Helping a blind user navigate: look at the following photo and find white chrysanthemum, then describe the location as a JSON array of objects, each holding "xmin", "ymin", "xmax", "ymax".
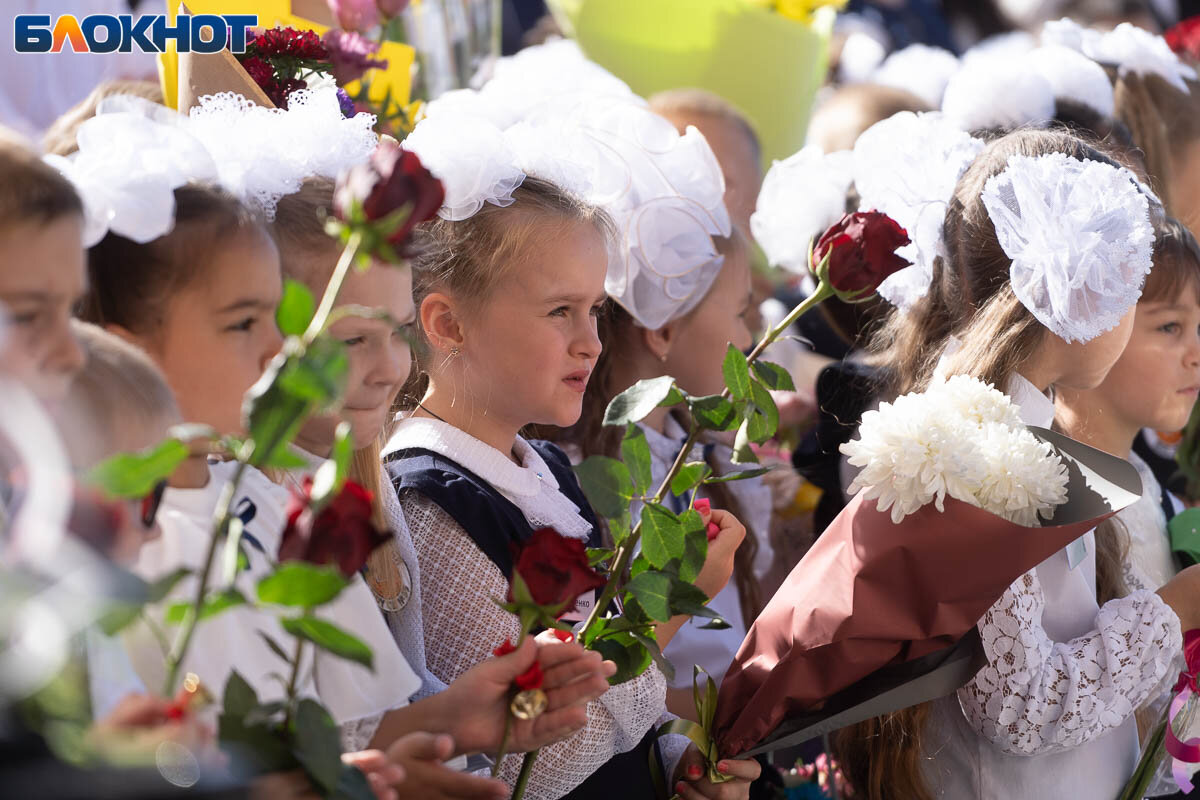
[{"xmin": 841, "ymin": 376, "xmax": 1068, "ymax": 524}]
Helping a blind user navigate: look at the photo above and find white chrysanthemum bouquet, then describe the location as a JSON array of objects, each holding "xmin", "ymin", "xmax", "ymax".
[{"xmin": 841, "ymin": 375, "xmax": 1069, "ymax": 525}]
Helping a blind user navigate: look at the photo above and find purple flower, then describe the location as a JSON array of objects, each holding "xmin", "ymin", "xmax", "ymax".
[
  {"xmin": 336, "ymin": 88, "xmax": 356, "ymax": 118},
  {"xmin": 323, "ymin": 29, "xmax": 388, "ymax": 85}
]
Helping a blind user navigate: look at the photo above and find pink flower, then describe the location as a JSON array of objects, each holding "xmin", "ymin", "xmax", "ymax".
[
  {"xmin": 324, "ymin": 29, "xmax": 388, "ymax": 85},
  {"xmin": 327, "ymin": 0, "xmax": 380, "ymax": 33},
  {"xmin": 376, "ymin": 0, "xmax": 411, "ymax": 19}
]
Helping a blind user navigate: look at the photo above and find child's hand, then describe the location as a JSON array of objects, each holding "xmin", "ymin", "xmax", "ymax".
[
  {"xmin": 692, "ymin": 500, "xmax": 746, "ymax": 600},
  {"xmin": 342, "ymin": 749, "xmax": 406, "ymax": 800},
  {"xmin": 672, "ymin": 746, "xmax": 761, "ymax": 800},
  {"xmin": 86, "ymin": 691, "xmax": 216, "ymax": 764},
  {"xmin": 384, "ymin": 732, "xmax": 508, "ymax": 800},
  {"xmin": 444, "ymin": 634, "xmax": 612, "ymax": 755}
]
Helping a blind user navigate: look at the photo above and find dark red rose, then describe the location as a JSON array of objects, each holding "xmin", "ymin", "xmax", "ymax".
[
  {"xmin": 239, "ymin": 55, "xmax": 276, "ymax": 92},
  {"xmin": 1166, "ymin": 16, "xmax": 1200, "ymax": 62},
  {"xmin": 277, "ymin": 478, "xmax": 389, "ymax": 578},
  {"xmin": 508, "ymin": 527, "xmax": 607, "ymax": 611},
  {"xmin": 334, "ymin": 139, "xmax": 444, "ymax": 251},
  {"xmin": 249, "ymin": 27, "xmax": 329, "ymax": 61},
  {"xmin": 812, "ymin": 211, "xmax": 911, "ymax": 299},
  {"xmin": 323, "ymin": 29, "xmax": 388, "ymax": 86}
]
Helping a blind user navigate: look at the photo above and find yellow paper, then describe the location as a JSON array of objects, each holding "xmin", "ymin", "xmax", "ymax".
[
  {"xmin": 545, "ymin": 0, "xmax": 833, "ymax": 166},
  {"xmin": 158, "ymin": 1, "xmax": 414, "ymax": 112}
]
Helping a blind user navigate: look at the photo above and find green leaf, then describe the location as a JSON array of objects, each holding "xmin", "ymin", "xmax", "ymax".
[
  {"xmin": 678, "ymin": 511, "xmax": 707, "ymax": 584},
  {"xmin": 282, "ymin": 616, "xmax": 373, "ymax": 669},
  {"xmin": 608, "ymin": 511, "xmax": 632, "ymax": 547},
  {"xmin": 590, "ymin": 631, "xmax": 652, "ymax": 684},
  {"xmin": 246, "ymin": 339, "xmax": 349, "ymax": 468},
  {"xmin": 603, "ymin": 377, "xmax": 684, "ymax": 426},
  {"xmin": 292, "ymin": 698, "xmax": 344, "ymax": 793},
  {"xmin": 587, "ymin": 547, "xmax": 614, "ymax": 568},
  {"xmin": 752, "ymin": 360, "xmax": 796, "ymax": 392},
  {"xmin": 667, "ymin": 577, "xmax": 724, "ymax": 622},
  {"xmin": 698, "ymin": 618, "xmax": 732, "ymax": 630},
  {"xmin": 625, "ymin": 571, "xmax": 673, "ymax": 622},
  {"xmin": 222, "ymin": 670, "xmax": 259, "ymax": 719},
  {"xmin": 257, "ymin": 448, "xmax": 309, "ymax": 469},
  {"xmin": 670, "ymin": 462, "xmax": 710, "ymax": 498},
  {"xmin": 258, "ymin": 632, "xmax": 293, "ymax": 665},
  {"xmin": 630, "ymin": 629, "xmax": 674, "ymax": 683},
  {"xmin": 640, "ymin": 503, "xmax": 685, "ymax": 570},
  {"xmin": 748, "ymin": 379, "xmax": 779, "ymax": 443},
  {"xmin": 277, "ymin": 279, "xmax": 316, "ymax": 337},
  {"xmin": 621, "ymin": 425, "xmax": 653, "ymax": 495},
  {"xmin": 86, "ymin": 438, "xmax": 189, "ymax": 499},
  {"xmin": 732, "ymin": 417, "xmax": 759, "ymax": 464},
  {"xmin": 165, "ymin": 588, "xmax": 246, "ymax": 624},
  {"xmin": 573, "ymin": 456, "xmax": 635, "ymax": 519},
  {"xmin": 333, "ymin": 762, "xmax": 378, "ymax": 800},
  {"xmin": 722, "ymin": 344, "xmax": 752, "ymax": 402},
  {"xmin": 96, "ymin": 567, "xmax": 192, "ymax": 635},
  {"xmin": 311, "ymin": 422, "xmax": 353, "ymax": 507},
  {"xmin": 258, "ymin": 563, "xmax": 349, "ymax": 609},
  {"xmin": 689, "ymin": 394, "xmax": 739, "ymax": 432},
  {"xmin": 704, "ymin": 467, "xmax": 771, "ymax": 485}
]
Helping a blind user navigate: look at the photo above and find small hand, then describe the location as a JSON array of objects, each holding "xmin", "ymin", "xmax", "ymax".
[
  {"xmin": 385, "ymin": 732, "xmax": 509, "ymax": 800},
  {"xmin": 672, "ymin": 746, "xmax": 761, "ymax": 800},
  {"xmin": 342, "ymin": 749, "xmax": 406, "ymax": 800}
]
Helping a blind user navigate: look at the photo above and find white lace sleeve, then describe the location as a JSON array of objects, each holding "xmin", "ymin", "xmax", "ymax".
[
  {"xmin": 958, "ymin": 571, "xmax": 1181, "ymax": 756},
  {"xmin": 339, "ymin": 713, "xmax": 384, "ymax": 753},
  {"xmin": 403, "ymin": 491, "xmax": 668, "ymax": 800}
]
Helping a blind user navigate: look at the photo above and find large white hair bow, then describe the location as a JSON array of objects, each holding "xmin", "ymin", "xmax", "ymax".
[
  {"xmin": 48, "ymin": 85, "xmax": 378, "ymax": 247},
  {"xmin": 1042, "ymin": 18, "xmax": 1197, "ymax": 94},
  {"xmin": 982, "ymin": 152, "xmax": 1155, "ymax": 342},
  {"xmin": 853, "ymin": 112, "xmax": 985, "ymax": 309}
]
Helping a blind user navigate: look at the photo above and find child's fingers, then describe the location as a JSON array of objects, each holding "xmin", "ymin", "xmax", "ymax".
[
  {"xmin": 540, "ymin": 648, "xmax": 604, "ymax": 688},
  {"xmin": 716, "ymin": 758, "xmax": 762, "ymax": 781}
]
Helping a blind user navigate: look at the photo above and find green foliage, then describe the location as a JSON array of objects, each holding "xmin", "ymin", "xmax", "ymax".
[
  {"xmin": 277, "ymin": 280, "xmax": 316, "ymax": 337},
  {"xmin": 752, "ymin": 360, "xmax": 796, "ymax": 392},
  {"xmin": 258, "ymin": 563, "xmax": 349, "ymax": 609},
  {"xmin": 688, "ymin": 394, "xmax": 739, "ymax": 432},
  {"xmin": 621, "ymin": 425, "xmax": 653, "ymax": 495},
  {"xmin": 639, "ymin": 503, "xmax": 686, "ymax": 571},
  {"xmin": 722, "ymin": 345, "xmax": 752, "ymax": 402},
  {"xmin": 281, "ymin": 616, "xmax": 373, "ymax": 669},
  {"xmin": 86, "ymin": 438, "xmax": 190, "ymax": 499},
  {"xmin": 165, "ymin": 588, "xmax": 246, "ymax": 624},
  {"xmin": 670, "ymin": 462, "xmax": 711, "ymax": 497},
  {"xmin": 603, "ymin": 377, "xmax": 685, "ymax": 426},
  {"xmin": 96, "ymin": 567, "xmax": 191, "ymax": 635},
  {"xmin": 574, "ymin": 456, "xmax": 635, "ymax": 519},
  {"xmin": 310, "ymin": 422, "xmax": 353, "ymax": 508}
]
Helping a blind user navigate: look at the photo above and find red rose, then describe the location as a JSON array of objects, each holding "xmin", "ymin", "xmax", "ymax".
[
  {"xmin": 812, "ymin": 211, "xmax": 911, "ymax": 300},
  {"xmin": 277, "ymin": 478, "xmax": 389, "ymax": 578},
  {"xmin": 509, "ymin": 527, "xmax": 607, "ymax": 611},
  {"xmin": 1166, "ymin": 16, "xmax": 1200, "ymax": 62},
  {"xmin": 335, "ymin": 139, "xmax": 444, "ymax": 252}
]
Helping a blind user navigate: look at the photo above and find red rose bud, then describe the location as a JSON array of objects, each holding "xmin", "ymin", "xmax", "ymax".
[
  {"xmin": 508, "ymin": 528, "xmax": 607, "ymax": 610},
  {"xmin": 707, "ymin": 522, "xmax": 721, "ymax": 541},
  {"xmin": 493, "ymin": 639, "xmax": 517, "ymax": 658},
  {"xmin": 334, "ymin": 139, "xmax": 444, "ymax": 254},
  {"xmin": 514, "ymin": 661, "xmax": 544, "ymax": 691},
  {"xmin": 693, "ymin": 498, "xmax": 711, "ymax": 515},
  {"xmin": 550, "ymin": 629, "xmax": 574, "ymax": 643},
  {"xmin": 812, "ymin": 211, "xmax": 911, "ymax": 302},
  {"xmin": 277, "ymin": 478, "xmax": 390, "ymax": 578}
]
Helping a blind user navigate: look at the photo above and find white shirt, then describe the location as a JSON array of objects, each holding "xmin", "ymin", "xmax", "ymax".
[
  {"xmin": 125, "ymin": 460, "xmax": 418, "ymax": 742},
  {"xmin": 922, "ymin": 373, "xmax": 1181, "ymax": 799}
]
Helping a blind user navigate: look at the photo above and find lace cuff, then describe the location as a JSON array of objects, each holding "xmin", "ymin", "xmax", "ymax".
[
  {"xmin": 959, "ymin": 570, "xmax": 1181, "ymax": 756},
  {"xmin": 340, "ymin": 712, "xmax": 384, "ymax": 753},
  {"xmin": 403, "ymin": 491, "xmax": 667, "ymax": 799}
]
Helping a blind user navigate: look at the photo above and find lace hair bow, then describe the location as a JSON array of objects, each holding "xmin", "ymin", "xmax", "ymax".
[
  {"xmin": 852, "ymin": 112, "xmax": 985, "ymax": 309},
  {"xmin": 48, "ymin": 86, "xmax": 379, "ymax": 247},
  {"xmin": 982, "ymin": 152, "xmax": 1156, "ymax": 343},
  {"xmin": 1043, "ymin": 18, "xmax": 1197, "ymax": 94}
]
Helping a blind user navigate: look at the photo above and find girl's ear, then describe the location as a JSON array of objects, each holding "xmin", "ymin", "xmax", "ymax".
[
  {"xmin": 641, "ymin": 320, "xmax": 678, "ymax": 363},
  {"xmin": 420, "ymin": 291, "xmax": 465, "ymax": 354}
]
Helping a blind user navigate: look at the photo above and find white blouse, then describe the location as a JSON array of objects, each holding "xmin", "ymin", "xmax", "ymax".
[
  {"xmin": 384, "ymin": 416, "xmax": 681, "ymax": 800},
  {"xmin": 922, "ymin": 375, "xmax": 1182, "ymax": 799},
  {"xmin": 1120, "ymin": 451, "xmax": 1177, "ymax": 593},
  {"xmin": 125, "ymin": 460, "xmax": 419, "ymax": 751}
]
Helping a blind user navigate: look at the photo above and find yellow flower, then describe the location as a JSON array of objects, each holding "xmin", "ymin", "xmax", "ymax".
[{"xmin": 775, "ymin": 0, "xmax": 847, "ymax": 24}]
